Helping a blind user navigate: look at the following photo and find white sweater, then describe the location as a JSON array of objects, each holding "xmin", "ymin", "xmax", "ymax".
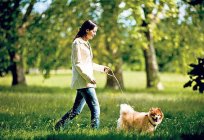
[{"xmin": 71, "ymin": 37, "xmax": 105, "ymax": 89}]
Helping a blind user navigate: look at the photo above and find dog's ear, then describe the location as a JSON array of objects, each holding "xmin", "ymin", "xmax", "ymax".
[
  {"xmin": 160, "ymin": 109, "xmax": 164, "ymax": 118},
  {"xmin": 157, "ymin": 108, "xmax": 163, "ymax": 113},
  {"xmin": 157, "ymin": 108, "xmax": 164, "ymax": 118},
  {"xmin": 162, "ymin": 112, "xmax": 164, "ymax": 118},
  {"xmin": 149, "ymin": 108, "xmax": 154, "ymax": 112}
]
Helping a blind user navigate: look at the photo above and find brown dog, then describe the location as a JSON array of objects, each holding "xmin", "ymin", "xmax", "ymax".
[{"xmin": 117, "ymin": 104, "xmax": 164, "ymax": 134}]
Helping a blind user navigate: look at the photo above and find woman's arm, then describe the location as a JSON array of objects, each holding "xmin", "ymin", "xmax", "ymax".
[
  {"xmin": 93, "ymin": 63, "xmax": 105, "ymax": 73},
  {"xmin": 93, "ymin": 63, "xmax": 110, "ymax": 73}
]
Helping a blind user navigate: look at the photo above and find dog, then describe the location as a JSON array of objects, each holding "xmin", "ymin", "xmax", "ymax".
[{"xmin": 117, "ymin": 104, "xmax": 164, "ymax": 134}]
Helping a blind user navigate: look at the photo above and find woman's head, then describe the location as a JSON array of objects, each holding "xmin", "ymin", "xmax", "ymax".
[{"xmin": 74, "ymin": 20, "xmax": 98, "ymax": 40}]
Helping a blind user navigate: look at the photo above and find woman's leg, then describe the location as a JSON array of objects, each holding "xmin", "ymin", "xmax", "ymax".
[
  {"xmin": 80, "ymin": 88, "xmax": 100, "ymax": 129},
  {"xmin": 55, "ymin": 90, "xmax": 86, "ymax": 130}
]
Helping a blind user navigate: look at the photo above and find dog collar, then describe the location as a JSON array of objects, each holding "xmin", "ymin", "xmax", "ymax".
[
  {"xmin": 149, "ymin": 119, "xmax": 157, "ymax": 128},
  {"xmin": 146, "ymin": 114, "xmax": 157, "ymax": 127}
]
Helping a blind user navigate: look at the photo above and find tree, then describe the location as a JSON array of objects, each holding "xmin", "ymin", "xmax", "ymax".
[
  {"xmin": 0, "ymin": 0, "xmax": 36, "ymax": 85},
  {"xmin": 154, "ymin": 0, "xmax": 204, "ymax": 73},
  {"xmin": 125, "ymin": 0, "xmax": 178, "ymax": 89},
  {"xmin": 141, "ymin": 6, "xmax": 162, "ymax": 89},
  {"xmin": 24, "ymin": 0, "xmax": 95, "ymax": 77},
  {"xmin": 93, "ymin": 0, "xmax": 125, "ymax": 89},
  {"xmin": 0, "ymin": 0, "xmax": 94, "ymax": 84}
]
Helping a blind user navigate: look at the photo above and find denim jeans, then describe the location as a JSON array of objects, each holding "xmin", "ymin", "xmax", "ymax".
[{"xmin": 60, "ymin": 87, "xmax": 100, "ymax": 129}]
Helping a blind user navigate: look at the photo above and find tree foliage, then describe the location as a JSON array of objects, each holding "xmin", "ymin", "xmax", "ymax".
[
  {"xmin": 184, "ymin": 58, "xmax": 204, "ymax": 93},
  {"xmin": 0, "ymin": 0, "xmax": 203, "ymax": 90},
  {"xmin": 0, "ymin": 0, "xmax": 36, "ymax": 85}
]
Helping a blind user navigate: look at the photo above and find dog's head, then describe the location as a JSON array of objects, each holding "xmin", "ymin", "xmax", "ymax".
[{"xmin": 148, "ymin": 108, "xmax": 164, "ymax": 126}]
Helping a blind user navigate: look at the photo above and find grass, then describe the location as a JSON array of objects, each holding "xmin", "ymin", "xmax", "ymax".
[{"xmin": 0, "ymin": 71, "xmax": 204, "ymax": 139}]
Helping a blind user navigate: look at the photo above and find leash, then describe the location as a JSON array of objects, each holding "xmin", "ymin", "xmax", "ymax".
[
  {"xmin": 106, "ymin": 69, "xmax": 124, "ymax": 94},
  {"xmin": 106, "ymin": 69, "xmax": 130, "ymax": 106}
]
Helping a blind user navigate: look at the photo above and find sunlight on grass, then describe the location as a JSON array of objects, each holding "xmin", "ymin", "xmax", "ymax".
[
  {"xmin": 0, "ymin": 70, "xmax": 189, "ymax": 90},
  {"xmin": 0, "ymin": 91, "xmax": 203, "ymax": 139},
  {"xmin": 0, "ymin": 71, "xmax": 203, "ymax": 139}
]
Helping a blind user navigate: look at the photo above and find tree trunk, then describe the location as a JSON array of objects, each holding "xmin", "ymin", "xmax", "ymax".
[
  {"xmin": 8, "ymin": 0, "xmax": 35, "ymax": 86},
  {"xmin": 10, "ymin": 53, "xmax": 26, "ymax": 86},
  {"xmin": 142, "ymin": 21, "xmax": 163, "ymax": 90}
]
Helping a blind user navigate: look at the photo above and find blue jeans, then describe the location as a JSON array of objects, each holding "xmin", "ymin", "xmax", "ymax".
[{"xmin": 61, "ymin": 87, "xmax": 100, "ymax": 129}]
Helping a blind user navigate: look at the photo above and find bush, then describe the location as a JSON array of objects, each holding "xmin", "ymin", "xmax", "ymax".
[{"xmin": 184, "ymin": 58, "xmax": 204, "ymax": 93}]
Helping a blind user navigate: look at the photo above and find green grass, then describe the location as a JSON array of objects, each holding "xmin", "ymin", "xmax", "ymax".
[{"xmin": 0, "ymin": 71, "xmax": 204, "ymax": 139}]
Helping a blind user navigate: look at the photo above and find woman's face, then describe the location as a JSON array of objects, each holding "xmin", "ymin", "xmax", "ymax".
[{"xmin": 86, "ymin": 27, "xmax": 98, "ymax": 40}]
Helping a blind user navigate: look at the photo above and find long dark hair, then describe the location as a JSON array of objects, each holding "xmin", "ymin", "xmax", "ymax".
[{"xmin": 74, "ymin": 20, "xmax": 97, "ymax": 40}]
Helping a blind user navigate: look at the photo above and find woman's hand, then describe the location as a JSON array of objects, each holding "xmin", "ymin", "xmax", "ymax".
[
  {"xmin": 104, "ymin": 66, "xmax": 111, "ymax": 74},
  {"xmin": 90, "ymin": 79, "xmax": 96, "ymax": 84}
]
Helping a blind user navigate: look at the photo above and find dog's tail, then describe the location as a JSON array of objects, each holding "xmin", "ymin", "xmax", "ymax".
[{"xmin": 120, "ymin": 104, "xmax": 134, "ymax": 115}]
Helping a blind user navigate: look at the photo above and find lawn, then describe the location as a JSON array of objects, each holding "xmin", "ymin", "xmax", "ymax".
[{"xmin": 0, "ymin": 71, "xmax": 204, "ymax": 139}]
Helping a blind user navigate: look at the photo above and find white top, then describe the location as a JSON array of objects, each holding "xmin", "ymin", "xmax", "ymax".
[{"xmin": 71, "ymin": 37, "xmax": 105, "ymax": 89}]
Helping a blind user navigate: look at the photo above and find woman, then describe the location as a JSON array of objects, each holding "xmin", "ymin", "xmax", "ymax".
[{"xmin": 55, "ymin": 20, "xmax": 110, "ymax": 130}]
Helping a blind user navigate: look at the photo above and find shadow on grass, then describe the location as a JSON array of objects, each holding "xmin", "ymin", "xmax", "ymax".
[
  {"xmin": 0, "ymin": 85, "xmax": 70, "ymax": 94},
  {"xmin": 33, "ymin": 132, "xmax": 204, "ymax": 140},
  {"xmin": 0, "ymin": 85, "xmax": 194, "ymax": 95},
  {"xmin": 0, "ymin": 85, "xmax": 147, "ymax": 94},
  {"xmin": 34, "ymin": 133, "xmax": 165, "ymax": 140},
  {"xmin": 181, "ymin": 133, "xmax": 204, "ymax": 140}
]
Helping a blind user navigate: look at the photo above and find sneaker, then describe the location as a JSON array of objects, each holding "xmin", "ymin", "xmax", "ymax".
[{"xmin": 54, "ymin": 120, "xmax": 64, "ymax": 131}]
